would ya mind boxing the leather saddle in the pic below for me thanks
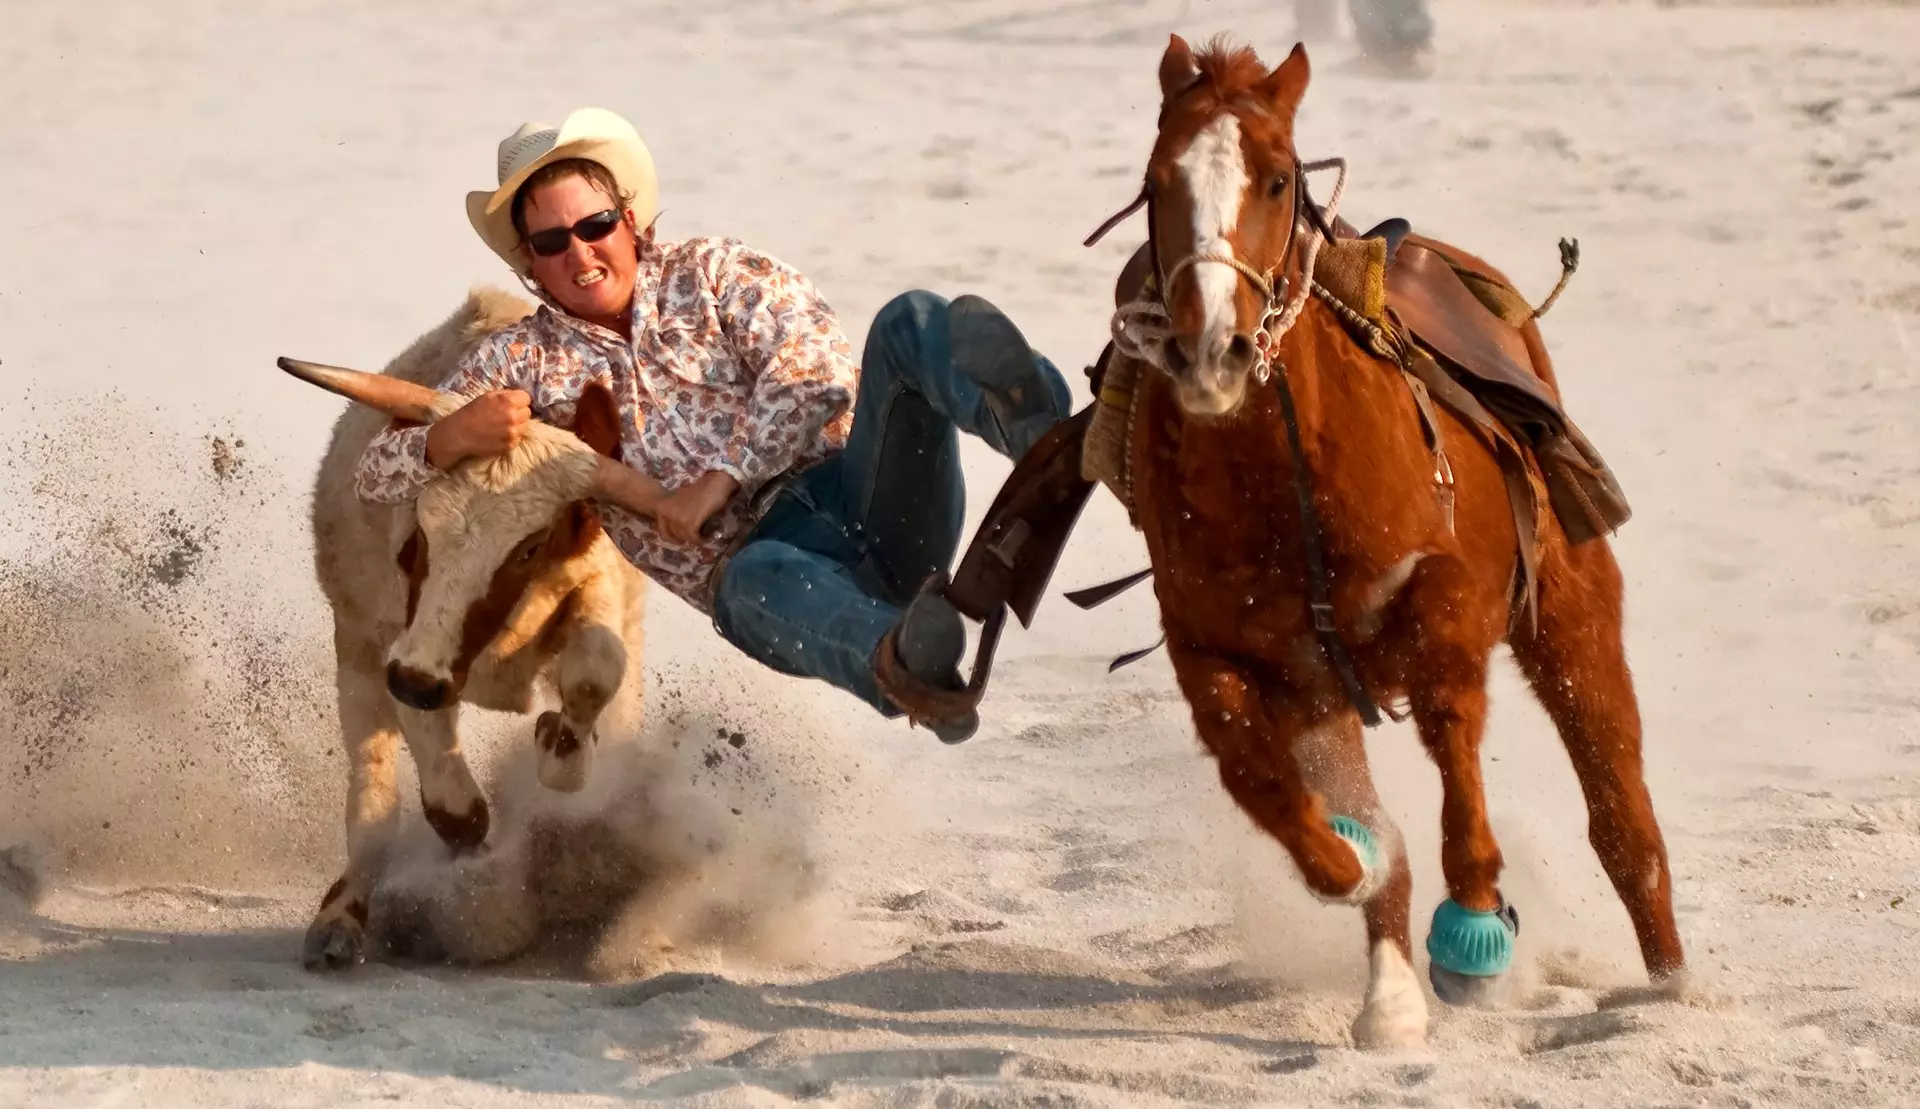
[923,210,1629,713]
[1335,214,1631,548]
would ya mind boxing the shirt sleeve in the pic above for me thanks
[707,240,857,489]
[352,326,536,505]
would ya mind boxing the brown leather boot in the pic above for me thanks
[871,585,979,744]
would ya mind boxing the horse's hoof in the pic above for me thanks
[1352,1002,1431,1050]
[1428,963,1512,1008]
[302,916,366,971]
[1326,815,1386,905]
[1353,941,1430,1050]
[1425,896,1519,1007]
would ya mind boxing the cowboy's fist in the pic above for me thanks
[427,389,532,469]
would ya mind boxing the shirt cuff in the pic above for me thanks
[355,424,444,504]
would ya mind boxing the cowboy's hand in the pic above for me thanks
[426,389,532,470]
[653,471,740,545]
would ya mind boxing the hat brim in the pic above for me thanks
[466,132,657,276]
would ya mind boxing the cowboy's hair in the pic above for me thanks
[509,157,637,239]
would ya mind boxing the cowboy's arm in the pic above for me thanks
[708,240,858,489]
[353,331,532,505]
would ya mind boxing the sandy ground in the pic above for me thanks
[3,0,1920,1105]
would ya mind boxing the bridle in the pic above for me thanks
[1099,146,1348,384]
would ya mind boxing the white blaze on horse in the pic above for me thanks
[286,287,647,970]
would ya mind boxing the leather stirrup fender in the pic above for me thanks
[945,406,1098,628]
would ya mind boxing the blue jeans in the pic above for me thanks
[710,290,1072,715]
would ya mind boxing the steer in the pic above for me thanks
[285,286,647,970]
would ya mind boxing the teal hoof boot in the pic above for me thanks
[1426,897,1519,1008]
[1327,816,1385,904]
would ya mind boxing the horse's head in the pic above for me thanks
[282,358,622,710]
[1142,34,1312,417]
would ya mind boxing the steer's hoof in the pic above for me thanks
[535,711,592,793]
[1425,896,1520,1008]
[303,915,366,971]
[422,795,490,854]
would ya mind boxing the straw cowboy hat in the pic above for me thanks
[465,107,658,275]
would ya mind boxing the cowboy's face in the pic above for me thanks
[520,174,641,329]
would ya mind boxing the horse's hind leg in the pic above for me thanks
[1509,543,1686,982]
[306,628,403,971]
[1167,644,1425,1048]
[1293,712,1428,1049]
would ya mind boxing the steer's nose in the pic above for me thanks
[386,660,452,712]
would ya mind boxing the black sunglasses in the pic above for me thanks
[525,209,624,257]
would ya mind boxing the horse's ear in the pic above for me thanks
[571,382,623,460]
[1158,34,1199,100]
[1261,41,1312,115]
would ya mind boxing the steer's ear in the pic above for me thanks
[554,500,605,559]
[572,382,624,460]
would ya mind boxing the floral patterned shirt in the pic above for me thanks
[354,235,858,612]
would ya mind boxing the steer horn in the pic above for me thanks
[277,357,456,424]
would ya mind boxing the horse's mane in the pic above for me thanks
[1193,35,1268,97]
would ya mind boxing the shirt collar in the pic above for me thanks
[526,235,668,346]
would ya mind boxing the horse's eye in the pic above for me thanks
[1268,175,1290,199]
[518,540,541,564]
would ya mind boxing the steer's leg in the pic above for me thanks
[305,630,402,971]
[395,702,490,853]
[535,583,632,793]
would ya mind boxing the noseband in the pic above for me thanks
[1099,142,1349,383]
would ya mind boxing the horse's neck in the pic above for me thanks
[1269,311,1406,450]
[1142,312,1416,498]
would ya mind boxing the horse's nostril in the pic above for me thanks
[386,661,451,712]
[1226,333,1256,367]
[1164,336,1193,372]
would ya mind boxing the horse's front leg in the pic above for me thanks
[1403,560,1517,1007]
[1291,710,1428,1050]
[1167,642,1423,1048]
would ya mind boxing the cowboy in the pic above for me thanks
[355,108,1072,744]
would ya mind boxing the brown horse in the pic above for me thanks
[1114,34,1685,1048]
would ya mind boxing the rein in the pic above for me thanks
[1081,147,1384,728]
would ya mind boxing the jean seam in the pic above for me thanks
[850,377,916,595]
[719,566,884,676]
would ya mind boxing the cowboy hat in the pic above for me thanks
[465,107,658,276]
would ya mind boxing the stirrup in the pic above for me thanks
[872,574,1006,743]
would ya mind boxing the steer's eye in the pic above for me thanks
[517,539,541,564]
